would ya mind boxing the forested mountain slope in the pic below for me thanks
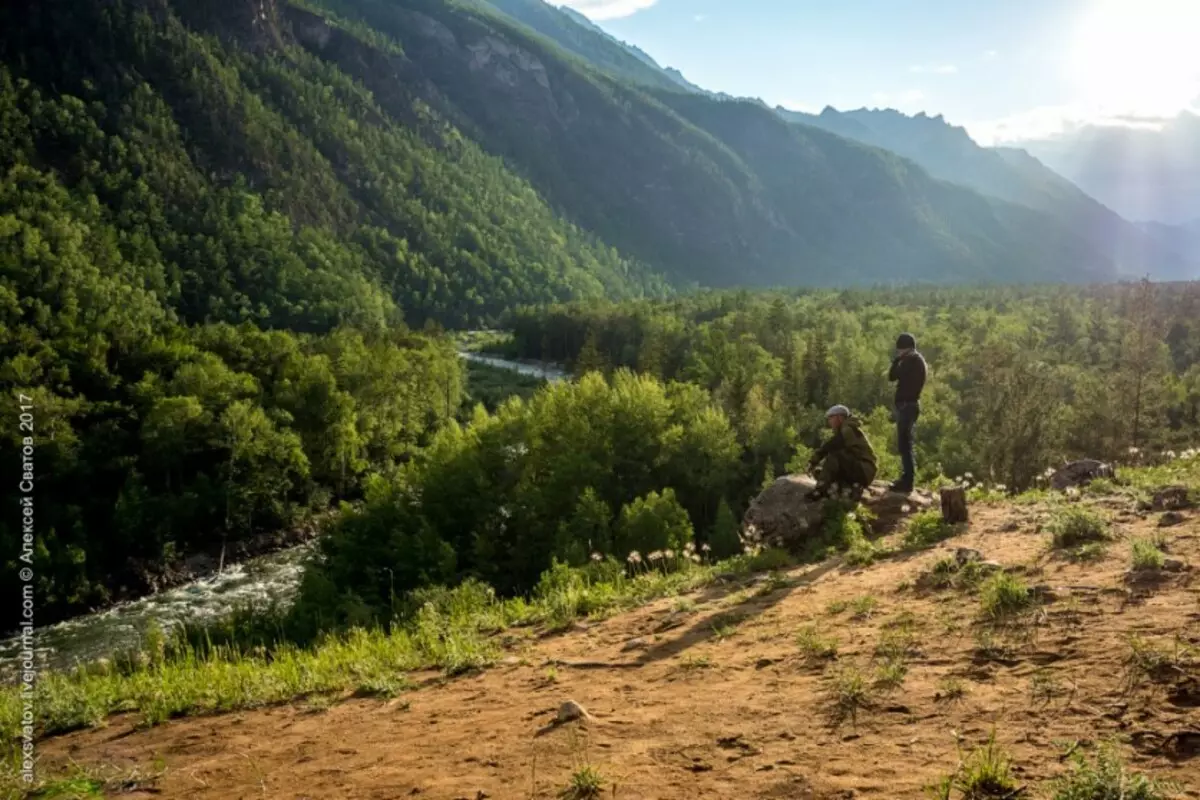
[780,107,1194,280]
[1,0,663,332]
[282,0,1121,286]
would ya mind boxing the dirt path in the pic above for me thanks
[40,505,1200,799]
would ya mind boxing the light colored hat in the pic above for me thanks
[825,404,850,418]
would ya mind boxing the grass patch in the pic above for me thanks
[873,658,908,692]
[1130,537,1166,571]
[1030,669,1065,706]
[755,571,790,597]
[709,612,746,641]
[829,595,879,620]
[918,557,990,593]
[559,765,606,800]
[1,761,165,800]
[1047,507,1111,553]
[936,676,967,703]
[1050,741,1175,800]
[979,572,1033,620]
[796,625,839,663]
[825,665,872,727]
[1122,635,1193,693]
[954,733,1018,798]
[903,510,958,550]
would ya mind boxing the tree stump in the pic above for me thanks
[940,487,969,524]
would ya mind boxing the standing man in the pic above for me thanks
[887,333,927,494]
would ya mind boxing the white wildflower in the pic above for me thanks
[590,552,603,562]
[700,543,711,553]
[901,504,911,514]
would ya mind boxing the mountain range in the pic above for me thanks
[1017,115,1200,227]
[778,106,1195,280]
[2,0,1195,340]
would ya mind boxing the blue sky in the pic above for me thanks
[561,0,1200,144]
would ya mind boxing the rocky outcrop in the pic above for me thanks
[741,475,935,551]
[1050,459,1115,491]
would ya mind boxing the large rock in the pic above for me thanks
[1050,459,1114,491]
[741,475,934,551]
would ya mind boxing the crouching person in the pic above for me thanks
[807,405,878,501]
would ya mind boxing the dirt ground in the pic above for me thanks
[39,503,1200,799]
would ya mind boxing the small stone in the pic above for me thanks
[955,548,984,566]
[755,657,778,669]
[620,637,649,652]
[499,656,521,667]
[1163,558,1187,573]
[977,560,1004,573]
[1159,511,1186,528]
[556,700,591,724]
[1001,521,1021,532]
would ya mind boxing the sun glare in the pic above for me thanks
[1068,0,1200,117]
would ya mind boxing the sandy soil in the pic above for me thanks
[38,503,1200,799]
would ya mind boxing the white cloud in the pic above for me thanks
[908,63,958,75]
[964,102,1196,146]
[982,50,999,60]
[558,0,659,20]
[693,14,707,22]
[870,89,927,110]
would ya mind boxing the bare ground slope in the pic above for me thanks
[39,503,1200,799]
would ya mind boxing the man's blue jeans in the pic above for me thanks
[895,401,920,486]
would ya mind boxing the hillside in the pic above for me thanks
[264,0,1121,286]
[1018,114,1200,226]
[779,106,1195,280]
[0,0,1139,305]
[20,478,1200,798]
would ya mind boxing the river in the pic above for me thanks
[1,352,560,677]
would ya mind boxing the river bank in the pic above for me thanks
[3,351,565,676]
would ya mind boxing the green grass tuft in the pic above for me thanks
[903,510,958,549]
[1047,506,1111,550]
[1130,537,1166,571]
[979,572,1033,620]
[1050,742,1174,800]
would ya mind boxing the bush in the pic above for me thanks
[1130,538,1165,571]
[1047,507,1110,549]
[708,498,743,560]
[615,488,694,561]
[903,510,955,549]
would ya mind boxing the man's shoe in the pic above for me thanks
[889,481,913,494]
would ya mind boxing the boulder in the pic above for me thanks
[1159,511,1186,528]
[1153,486,1193,511]
[741,475,934,552]
[1050,459,1114,491]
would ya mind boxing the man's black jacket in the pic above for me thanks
[888,351,927,405]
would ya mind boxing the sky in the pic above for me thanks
[559,0,1200,145]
